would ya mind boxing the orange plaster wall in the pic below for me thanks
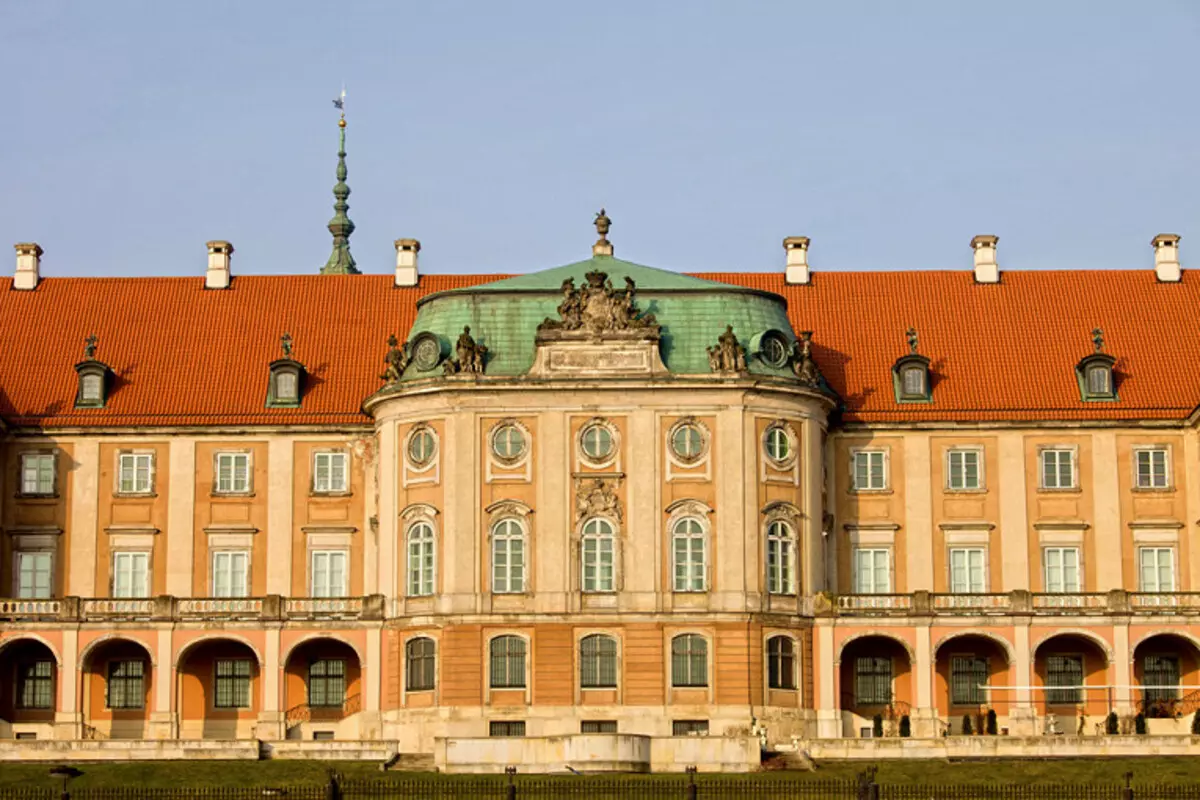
[84,640,152,722]
[97,442,170,596]
[291,440,365,596]
[1024,435,1095,591]
[192,441,269,596]
[930,436,1001,592]
[1,440,74,597]
[178,640,261,721]
[836,436,907,592]
[1116,434,1188,590]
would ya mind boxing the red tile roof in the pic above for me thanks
[1,269,1195,428]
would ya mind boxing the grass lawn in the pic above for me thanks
[0,758,1197,790]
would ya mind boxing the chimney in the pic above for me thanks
[394,239,420,287]
[205,241,233,289]
[971,235,999,283]
[783,236,811,285]
[1152,233,1181,282]
[13,243,43,291]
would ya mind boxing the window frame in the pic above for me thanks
[1043,546,1082,593]
[488,635,528,690]
[214,451,252,495]
[579,634,618,690]
[850,448,889,492]
[1138,546,1176,593]
[19,452,56,497]
[211,549,250,598]
[406,521,436,598]
[15,550,53,599]
[491,518,527,594]
[671,517,707,593]
[763,422,796,467]
[578,420,617,466]
[116,452,155,496]
[1143,654,1181,705]
[580,517,616,593]
[852,547,892,594]
[765,520,796,595]
[213,658,253,709]
[766,635,797,691]
[670,633,709,688]
[1133,446,1171,491]
[949,654,989,707]
[309,549,349,598]
[405,637,437,692]
[489,720,526,737]
[307,658,346,708]
[489,421,529,465]
[106,659,146,710]
[1038,447,1078,491]
[1045,653,1084,705]
[946,447,984,492]
[16,660,53,710]
[948,546,988,594]
[111,550,150,599]
[853,655,893,706]
[668,420,708,465]
[312,450,349,495]
[406,426,438,469]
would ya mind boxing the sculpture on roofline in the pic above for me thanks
[537,270,659,337]
[792,331,824,388]
[380,334,409,384]
[707,325,747,373]
[443,326,487,375]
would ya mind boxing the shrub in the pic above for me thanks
[1106,711,1119,735]
[872,714,884,738]
[1192,710,1200,736]
[986,708,998,735]
[962,714,973,736]
[899,715,911,738]
[1135,713,1147,735]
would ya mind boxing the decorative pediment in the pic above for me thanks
[762,500,803,524]
[485,499,533,520]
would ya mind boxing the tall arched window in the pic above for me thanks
[671,634,708,687]
[672,518,706,592]
[581,518,615,593]
[491,519,526,593]
[406,521,435,597]
[767,636,796,690]
[579,634,618,689]
[405,637,436,692]
[766,520,796,595]
[489,635,527,689]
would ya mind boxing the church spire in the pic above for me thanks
[322,89,359,275]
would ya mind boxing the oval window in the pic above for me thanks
[765,425,792,463]
[491,424,528,461]
[671,424,705,461]
[580,424,614,461]
[760,333,790,369]
[408,428,436,466]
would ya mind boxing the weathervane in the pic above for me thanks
[1092,327,1104,353]
[332,86,346,125]
[905,327,919,354]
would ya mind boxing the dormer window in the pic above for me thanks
[892,328,932,404]
[266,333,305,409]
[74,334,111,409]
[1076,327,1117,402]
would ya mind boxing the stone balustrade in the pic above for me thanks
[0,594,386,623]
[829,590,1200,617]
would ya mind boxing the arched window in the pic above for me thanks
[1087,365,1111,396]
[766,520,796,595]
[671,634,708,687]
[902,365,926,398]
[767,636,796,690]
[581,518,615,593]
[672,518,706,592]
[489,635,527,689]
[491,519,526,594]
[579,634,618,689]
[406,521,435,597]
[405,637,436,692]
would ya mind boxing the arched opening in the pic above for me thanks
[1133,633,1200,721]
[838,635,912,737]
[1033,633,1110,726]
[0,638,57,739]
[177,638,260,740]
[283,638,362,740]
[81,638,152,740]
[933,633,1013,730]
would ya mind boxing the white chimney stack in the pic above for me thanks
[971,235,999,283]
[1152,233,1181,283]
[205,241,233,289]
[783,236,811,285]
[394,239,420,287]
[13,242,43,291]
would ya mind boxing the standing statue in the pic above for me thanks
[707,325,747,373]
[443,326,488,375]
[380,334,409,384]
[792,331,824,388]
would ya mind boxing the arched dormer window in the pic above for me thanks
[267,333,305,408]
[74,334,112,409]
[1077,328,1116,402]
[892,328,931,403]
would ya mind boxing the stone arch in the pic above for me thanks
[281,633,364,667]
[174,634,263,670]
[933,630,1016,664]
[836,630,915,665]
[1032,629,1113,664]
[0,633,61,667]
[79,634,155,670]
[1131,629,1200,661]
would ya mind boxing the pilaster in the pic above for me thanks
[1113,620,1132,712]
[266,438,294,596]
[256,625,283,740]
[801,416,824,594]
[997,432,1030,590]
[904,433,933,591]
[165,438,196,596]
[1092,431,1122,590]
[67,440,100,596]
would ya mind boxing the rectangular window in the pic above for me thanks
[117,453,154,494]
[582,535,614,593]
[308,659,346,708]
[1043,547,1081,593]
[1040,449,1075,490]
[581,720,617,734]
[852,450,887,491]
[1144,655,1181,705]
[215,453,251,494]
[20,453,55,496]
[672,720,709,736]
[1139,547,1175,593]
[1046,655,1083,705]
[313,452,348,494]
[853,548,891,594]
[211,551,249,598]
[947,449,981,491]
[112,552,149,598]
[214,659,252,708]
[949,547,987,594]
[106,660,145,710]
[853,656,892,705]
[16,551,52,599]
[489,721,526,737]
[16,661,53,709]
[310,550,348,598]
[950,656,988,706]
[1135,448,1169,489]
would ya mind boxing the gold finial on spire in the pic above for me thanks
[593,208,613,257]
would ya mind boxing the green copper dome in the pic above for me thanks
[402,255,802,380]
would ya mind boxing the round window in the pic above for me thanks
[408,428,436,466]
[491,424,528,461]
[411,333,442,371]
[671,423,705,461]
[580,424,614,461]
[765,425,792,463]
[760,332,790,369]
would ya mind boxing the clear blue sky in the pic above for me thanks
[2,1,1197,278]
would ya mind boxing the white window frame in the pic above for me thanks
[19,452,56,496]
[850,448,889,492]
[406,521,436,597]
[948,546,988,594]
[1043,546,1081,593]
[112,551,150,598]
[671,517,707,593]
[1134,447,1170,490]
[312,451,349,494]
[491,518,526,594]
[1138,546,1175,593]
[580,517,616,593]
[117,452,154,495]
[15,550,53,599]
[211,550,250,598]
[946,448,983,491]
[1039,447,1077,490]
[80,372,104,404]
[853,547,892,594]
[763,423,795,466]
[765,520,796,595]
[310,549,348,598]
[214,452,252,495]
